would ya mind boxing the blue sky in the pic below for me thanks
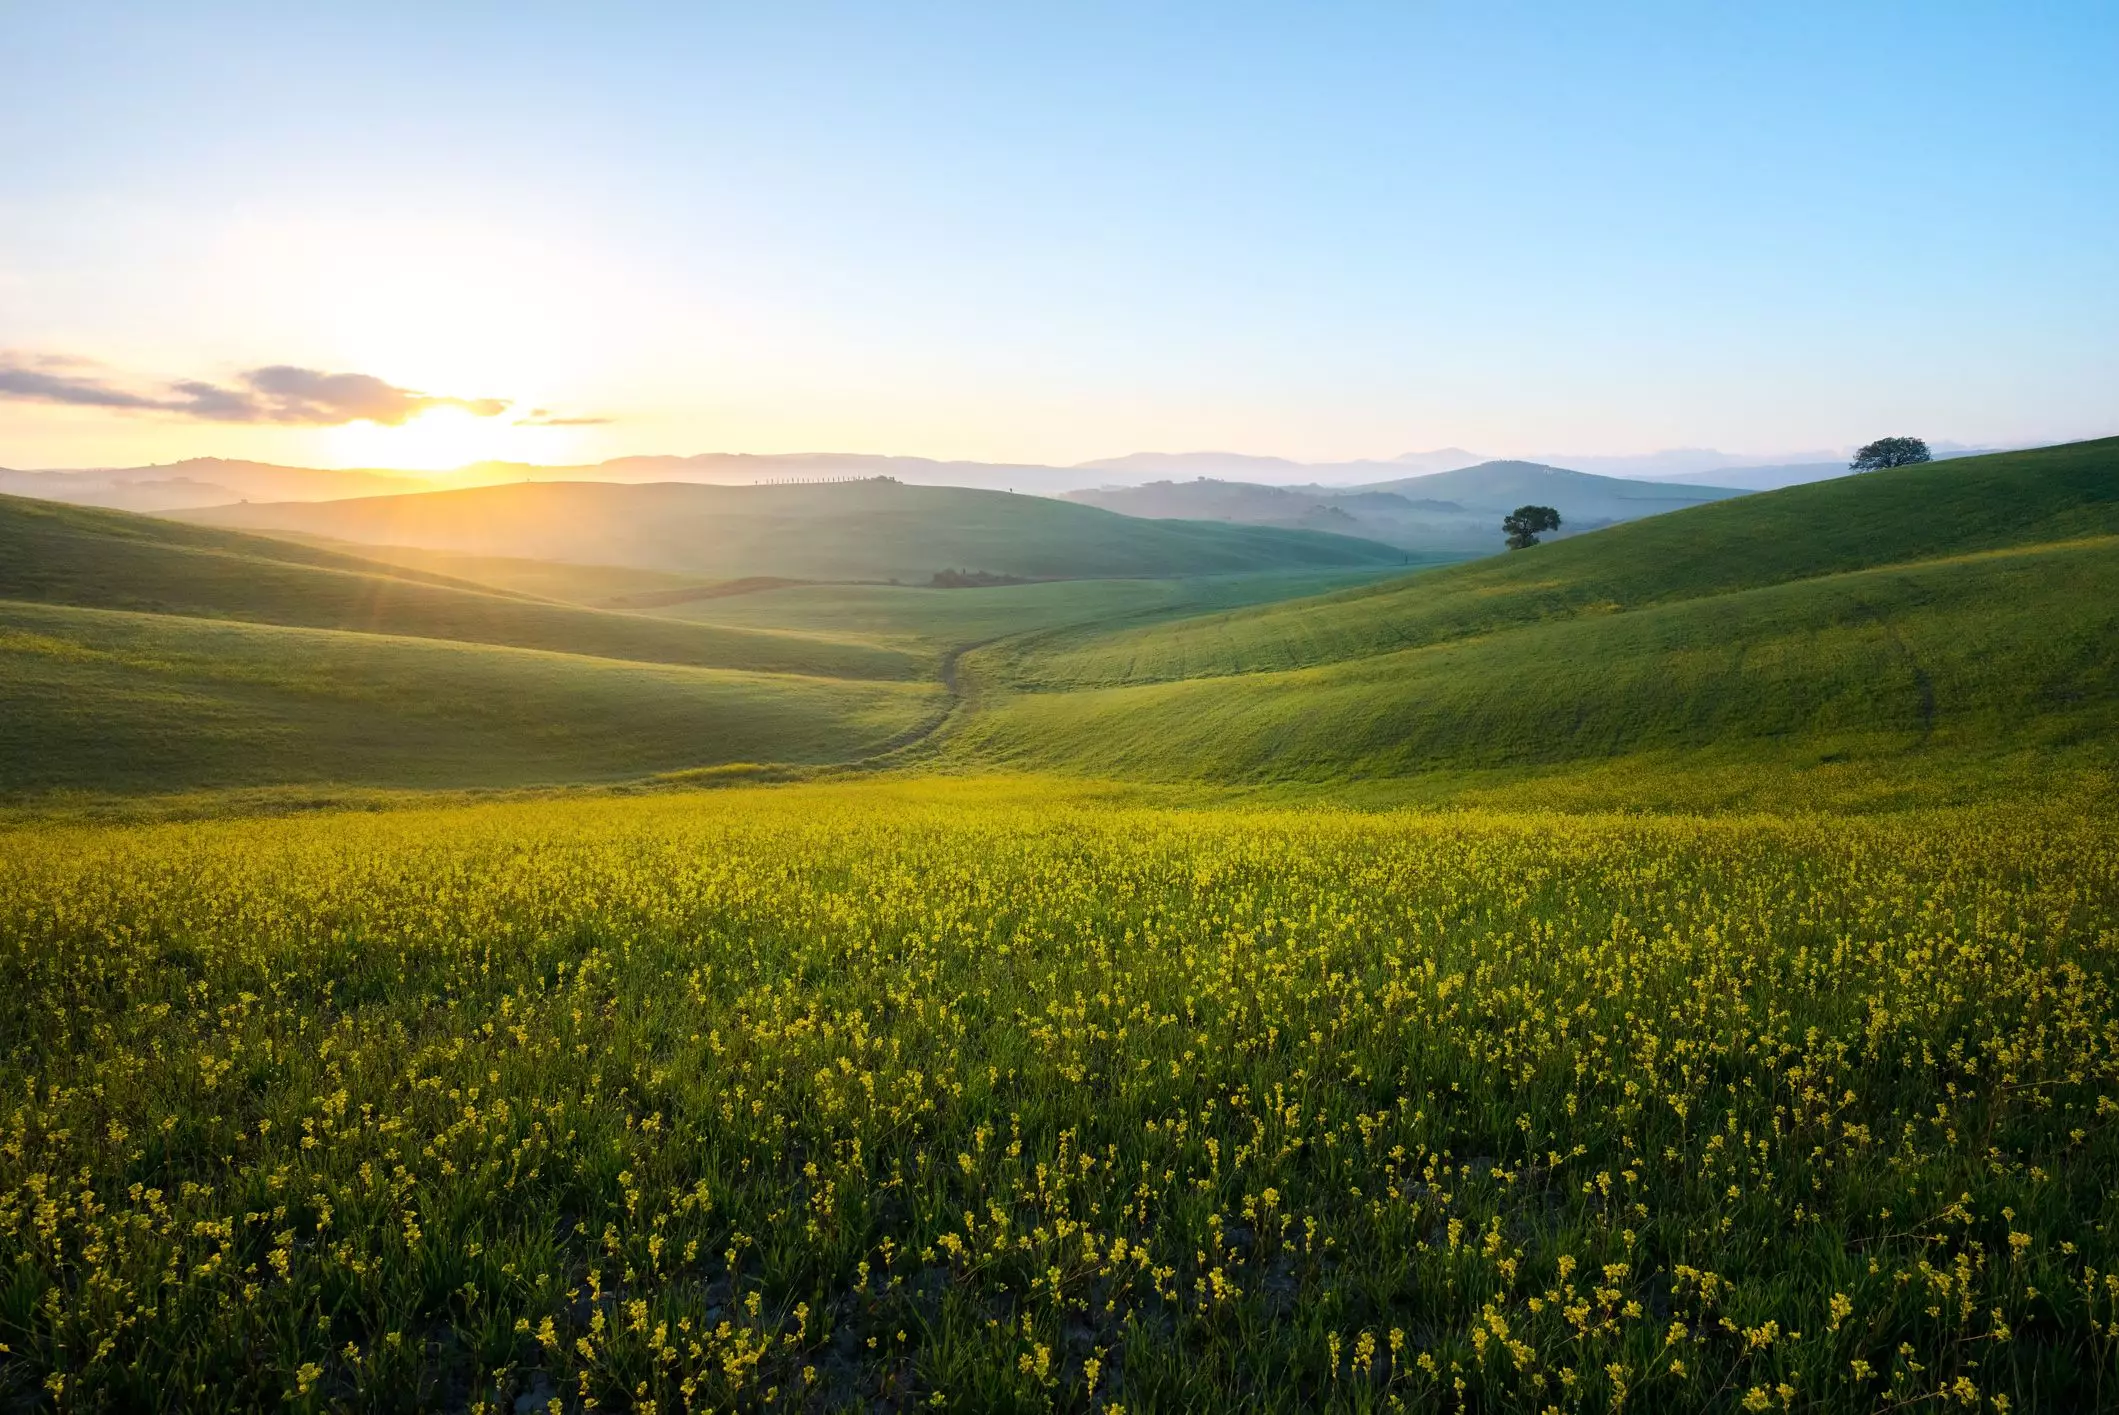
[2,1,2114,468]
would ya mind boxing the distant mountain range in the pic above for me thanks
[0,442,2023,518]
[0,459,430,512]
[1074,448,1489,483]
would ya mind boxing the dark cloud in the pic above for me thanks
[166,379,267,421]
[240,365,509,425]
[0,355,512,426]
[0,365,167,410]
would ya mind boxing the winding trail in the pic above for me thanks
[847,635,1004,767]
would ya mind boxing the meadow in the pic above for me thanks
[3,444,2118,1412]
[2,781,2116,1412]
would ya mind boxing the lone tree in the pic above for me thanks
[1849,436,1931,472]
[1503,504,1561,549]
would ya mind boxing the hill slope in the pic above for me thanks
[0,492,958,797]
[0,601,938,795]
[0,493,921,681]
[177,479,1410,581]
[947,439,2119,800]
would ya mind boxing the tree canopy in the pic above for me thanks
[1503,504,1561,550]
[1850,436,1932,472]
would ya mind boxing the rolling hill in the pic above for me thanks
[945,438,2119,803]
[176,478,1411,582]
[0,600,938,795]
[0,493,922,680]
[0,492,1397,798]
[638,569,1406,654]
[1069,460,1742,552]
[0,492,961,796]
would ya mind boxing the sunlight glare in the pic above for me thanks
[320,405,543,472]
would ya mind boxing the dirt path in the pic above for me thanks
[849,635,1001,765]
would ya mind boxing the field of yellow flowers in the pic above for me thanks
[1,780,2115,1412]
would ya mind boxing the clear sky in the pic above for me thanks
[3,1,2114,470]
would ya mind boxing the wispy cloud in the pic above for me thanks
[0,354,512,426]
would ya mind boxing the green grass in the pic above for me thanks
[0,495,1424,801]
[990,437,2119,690]
[0,492,922,681]
[9,439,2118,809]
[948,534,2119,797]
[0,600,940,796]
[940,440,2119,805]
[238,533,732,606]
[645,568,1409,652]
[179,478,1414,582]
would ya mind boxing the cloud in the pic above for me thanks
[239,365,509,425]
[0,365,168,410]
[0,354,512,426]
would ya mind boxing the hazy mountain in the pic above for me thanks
[1347,461,1742,513]
[1071,461,1743,552]
[2,441,2024,515]
[0,458,432,512]
[0,453,1100,509]
[178,478,1410,582]
[1077,448,1488,485]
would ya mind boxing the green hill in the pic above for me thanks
[230,534,734,606]
[989,439,2119,688]
[0,600,939,795]
[944,439,2119,802]
[0,492,955,798]
[0,493,921,681]
[641,568,1409,652]
[177,478,1410,582]
[0,492,1414,800]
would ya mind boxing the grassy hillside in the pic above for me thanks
[241,534,731,605]
[645,568,1406,652]
[994,438,2119,689]
[0,492,921,681]
[0,493,1423,800]
[946,439,2119,800]
[179,478,1411,581]
[0,600,939,795]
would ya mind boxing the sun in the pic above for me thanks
[319,406,531,472]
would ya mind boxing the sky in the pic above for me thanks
[2,1,2115,471]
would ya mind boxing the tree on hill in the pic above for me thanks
[1850,436,1931,472]
[1502,505,1561,549]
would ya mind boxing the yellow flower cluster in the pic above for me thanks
[0,782,2112,1410]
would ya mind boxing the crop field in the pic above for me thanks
[2,781,2115,1412]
